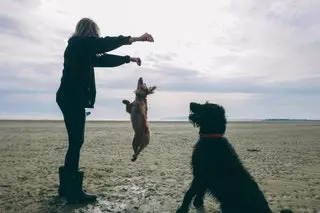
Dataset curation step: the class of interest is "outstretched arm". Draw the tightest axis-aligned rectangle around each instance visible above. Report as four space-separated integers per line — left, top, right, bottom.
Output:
87 35 131 54
88 33 154 54
92 54 129 67
92 54 141 67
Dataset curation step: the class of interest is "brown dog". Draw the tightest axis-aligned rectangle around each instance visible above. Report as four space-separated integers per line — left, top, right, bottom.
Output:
122 77 156 161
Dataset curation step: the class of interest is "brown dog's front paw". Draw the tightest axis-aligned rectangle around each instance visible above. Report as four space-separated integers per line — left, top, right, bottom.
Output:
122 100 130 105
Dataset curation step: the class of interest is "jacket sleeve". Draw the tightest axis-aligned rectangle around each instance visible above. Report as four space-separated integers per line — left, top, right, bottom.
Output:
92 53 131 67
87 35 132 54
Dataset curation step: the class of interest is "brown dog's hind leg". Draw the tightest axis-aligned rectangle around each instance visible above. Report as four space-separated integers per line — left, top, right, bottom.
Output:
132 131 150 161
132 133 139 154
131 131 143 161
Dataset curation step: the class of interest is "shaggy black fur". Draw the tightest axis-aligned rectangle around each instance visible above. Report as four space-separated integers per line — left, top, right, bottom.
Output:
176 102 293 213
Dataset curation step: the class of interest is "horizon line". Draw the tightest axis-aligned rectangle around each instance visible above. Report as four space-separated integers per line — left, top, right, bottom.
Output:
0 118 319 122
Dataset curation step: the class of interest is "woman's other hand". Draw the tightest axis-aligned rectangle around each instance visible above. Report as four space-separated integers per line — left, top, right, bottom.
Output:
130 57 141 66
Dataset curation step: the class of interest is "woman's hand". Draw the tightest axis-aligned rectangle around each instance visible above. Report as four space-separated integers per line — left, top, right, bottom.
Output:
130 57 141 66
129 33 154 43
139 33 154 42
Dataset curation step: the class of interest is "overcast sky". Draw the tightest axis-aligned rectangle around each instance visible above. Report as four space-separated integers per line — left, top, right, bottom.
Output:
1 0 320 120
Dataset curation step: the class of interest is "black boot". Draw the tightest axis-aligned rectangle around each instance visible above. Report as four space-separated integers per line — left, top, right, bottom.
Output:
58 166 67 197
65 170 97 203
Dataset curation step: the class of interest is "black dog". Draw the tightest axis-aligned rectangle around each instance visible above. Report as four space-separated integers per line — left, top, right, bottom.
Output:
176 102 293 213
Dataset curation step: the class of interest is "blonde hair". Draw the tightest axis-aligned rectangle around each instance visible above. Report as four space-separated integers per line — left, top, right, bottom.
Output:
71 18 100 38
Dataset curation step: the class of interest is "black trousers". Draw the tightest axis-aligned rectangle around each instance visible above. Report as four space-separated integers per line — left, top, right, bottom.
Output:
56 91 86 172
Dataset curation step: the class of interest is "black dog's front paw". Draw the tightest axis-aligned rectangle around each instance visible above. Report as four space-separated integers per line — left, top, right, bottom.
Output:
193 196 204 208
176 206 189 213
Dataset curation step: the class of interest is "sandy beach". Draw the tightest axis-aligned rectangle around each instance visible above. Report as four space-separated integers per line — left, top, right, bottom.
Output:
0 120 319 213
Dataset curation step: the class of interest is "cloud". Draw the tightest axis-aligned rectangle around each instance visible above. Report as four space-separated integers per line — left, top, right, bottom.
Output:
0 14 23 38
1 0 320 119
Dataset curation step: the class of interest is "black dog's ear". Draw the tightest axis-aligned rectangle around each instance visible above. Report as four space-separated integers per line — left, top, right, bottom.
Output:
216 104 226 116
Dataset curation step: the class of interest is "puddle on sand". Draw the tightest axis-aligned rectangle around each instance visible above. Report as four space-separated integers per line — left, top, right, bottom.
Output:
48 183 209 213
78 195 207 213
58 184 146 213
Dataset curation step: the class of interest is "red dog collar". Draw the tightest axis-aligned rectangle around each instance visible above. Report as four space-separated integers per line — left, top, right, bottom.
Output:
200 133 223 138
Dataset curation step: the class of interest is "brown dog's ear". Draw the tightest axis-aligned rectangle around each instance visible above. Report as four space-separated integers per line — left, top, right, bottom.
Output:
147 86 157 94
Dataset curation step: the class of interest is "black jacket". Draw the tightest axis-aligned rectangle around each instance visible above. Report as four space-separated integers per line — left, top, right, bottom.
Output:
57 35 131 108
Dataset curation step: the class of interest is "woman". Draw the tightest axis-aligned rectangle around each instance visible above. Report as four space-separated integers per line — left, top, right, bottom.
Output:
56 17 154 203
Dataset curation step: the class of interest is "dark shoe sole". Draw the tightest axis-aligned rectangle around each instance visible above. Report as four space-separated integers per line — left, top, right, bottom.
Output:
67 196 97 204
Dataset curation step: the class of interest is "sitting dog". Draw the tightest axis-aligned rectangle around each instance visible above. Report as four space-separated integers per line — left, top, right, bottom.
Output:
122 77 156 162
176 102 293 213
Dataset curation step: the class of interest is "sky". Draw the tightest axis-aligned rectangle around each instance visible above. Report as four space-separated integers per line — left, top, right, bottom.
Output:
1 0 320 120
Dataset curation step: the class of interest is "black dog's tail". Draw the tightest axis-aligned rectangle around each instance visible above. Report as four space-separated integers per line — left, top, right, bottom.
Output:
280 209 293 213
